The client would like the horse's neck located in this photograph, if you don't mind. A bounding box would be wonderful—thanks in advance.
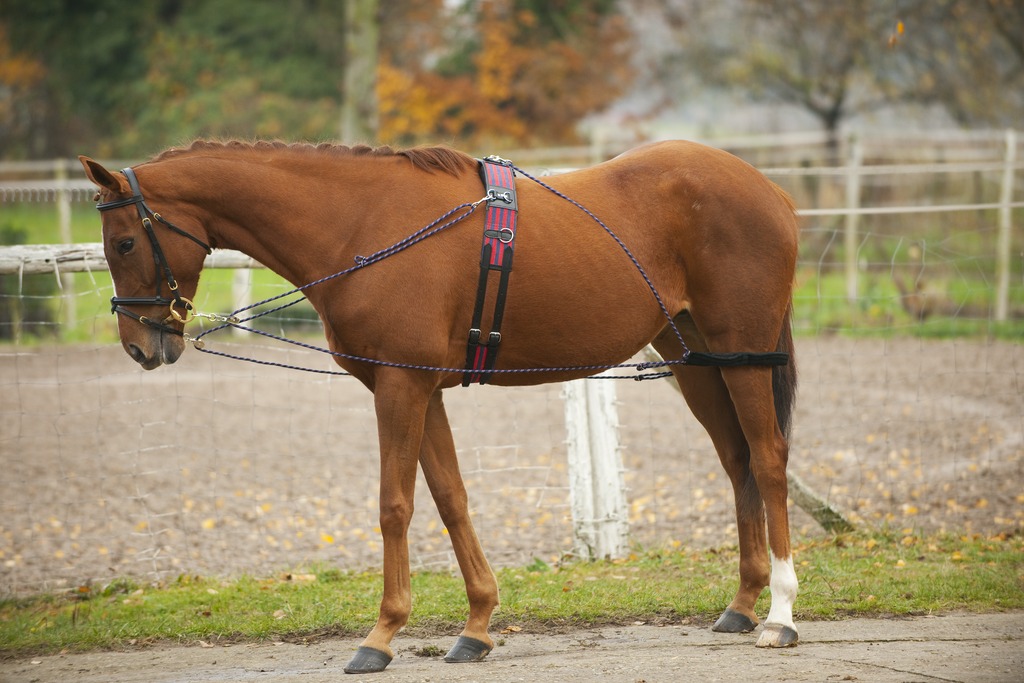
[179,156,371,288]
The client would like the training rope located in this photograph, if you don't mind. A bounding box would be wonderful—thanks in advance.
[185,162,785,380]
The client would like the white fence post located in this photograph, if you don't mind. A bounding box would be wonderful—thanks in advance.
[55,158,77,331]
[844,133,863,304]
[232,268,253,336]
[995,128,1017,323]
[563,377,629,560]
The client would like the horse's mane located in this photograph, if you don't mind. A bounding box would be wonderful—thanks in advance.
[150,139,477,176]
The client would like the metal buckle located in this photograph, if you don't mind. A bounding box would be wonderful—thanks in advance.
[483,155,513,167]
[168,297,196,324]
[487,189,514,204]
[483,228,515,244]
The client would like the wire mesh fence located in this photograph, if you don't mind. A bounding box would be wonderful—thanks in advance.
[1,131,1021,595]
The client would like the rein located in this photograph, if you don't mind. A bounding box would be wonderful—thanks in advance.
[98,160,788,380]
[97,168,212,336]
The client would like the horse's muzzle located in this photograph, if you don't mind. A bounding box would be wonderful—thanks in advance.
[124,331,184,370]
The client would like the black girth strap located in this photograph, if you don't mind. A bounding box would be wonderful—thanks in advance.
[463,156,518,385]
[685,351,789,367]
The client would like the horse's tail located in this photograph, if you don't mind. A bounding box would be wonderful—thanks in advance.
[770,180,798,440]
[772,302,798,440]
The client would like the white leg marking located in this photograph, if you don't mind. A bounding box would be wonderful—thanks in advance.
[756,553,799,647]
[765,553,798,628]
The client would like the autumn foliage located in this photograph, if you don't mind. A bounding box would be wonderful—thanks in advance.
[0,25,47,157]
[377,0,632,148]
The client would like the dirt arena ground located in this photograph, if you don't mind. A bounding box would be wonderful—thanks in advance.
[2,336,1021,595]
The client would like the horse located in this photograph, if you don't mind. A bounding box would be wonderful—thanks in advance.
[80,138,800,673]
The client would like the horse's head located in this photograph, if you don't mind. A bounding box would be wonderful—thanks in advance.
[79,157,212,370]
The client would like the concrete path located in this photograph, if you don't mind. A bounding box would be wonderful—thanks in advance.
[3,611,1022,682]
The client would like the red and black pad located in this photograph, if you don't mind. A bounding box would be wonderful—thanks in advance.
[463,157,518,386]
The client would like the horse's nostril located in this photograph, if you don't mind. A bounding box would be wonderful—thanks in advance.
[127,343,146,364]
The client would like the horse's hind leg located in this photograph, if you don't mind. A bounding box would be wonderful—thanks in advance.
[668,305,800,648]
[717,362,798,647]
[652,318,771,635]
[418,390,499,663]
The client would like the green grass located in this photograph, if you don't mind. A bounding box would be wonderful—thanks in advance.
[792,270,1024,340]
[1,203,100,245]
[2,531,1021,657]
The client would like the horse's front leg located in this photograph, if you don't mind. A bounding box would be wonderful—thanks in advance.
[418,390,499,663]
[344,372,431,674]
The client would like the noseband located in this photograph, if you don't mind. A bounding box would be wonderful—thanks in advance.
[95,168,212,336]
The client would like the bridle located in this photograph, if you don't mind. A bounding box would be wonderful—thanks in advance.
[95,168,212,336]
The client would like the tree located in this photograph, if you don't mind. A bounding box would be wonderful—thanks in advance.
[341,0,380,143]
[376,0,633,148]
[638,0,1023,158]
[710,0,928,159]
[122,0,347,155]
[0,0,348,158]
[2,0,634,158]
[901,0,1024,127]
[0,0,154,157]
[0,25,48,159]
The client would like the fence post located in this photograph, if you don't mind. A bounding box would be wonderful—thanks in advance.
[563,378,629,560]
[55,157,77,332]
[231,268,253,336]
[995,128,1016,323]
[589,125,607,166]
[340,0,379,142]
[844,134,863,303]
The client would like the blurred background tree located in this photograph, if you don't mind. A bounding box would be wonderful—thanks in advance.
[633,0,1023,158]
[0,0,153,158]
[0,0,629,157]
[0,24,48,158]
[377,0,631,147]
[0,0,1019,160]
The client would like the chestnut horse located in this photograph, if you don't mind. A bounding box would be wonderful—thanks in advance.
[80,139,800,673]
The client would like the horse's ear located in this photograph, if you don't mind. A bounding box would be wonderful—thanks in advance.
[79,156,128,194]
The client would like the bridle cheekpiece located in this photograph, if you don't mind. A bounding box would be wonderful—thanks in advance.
[96,167,212,336]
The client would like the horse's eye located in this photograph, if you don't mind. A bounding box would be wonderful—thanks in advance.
[116,238,135,255]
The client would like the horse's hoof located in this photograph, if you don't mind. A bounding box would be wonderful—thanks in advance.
[711,608,758,633]
[344,646,393,674]
[444,635,493,663]
[755,622,799,648]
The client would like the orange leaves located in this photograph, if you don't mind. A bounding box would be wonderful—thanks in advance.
[888,19,905,49]
[376,61,479,144]
[376,1,631,148]
[0,25,45,87]
[476,6,518,103]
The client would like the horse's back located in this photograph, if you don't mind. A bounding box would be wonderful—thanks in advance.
[518,139,798,297]
[591,139,795,225]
